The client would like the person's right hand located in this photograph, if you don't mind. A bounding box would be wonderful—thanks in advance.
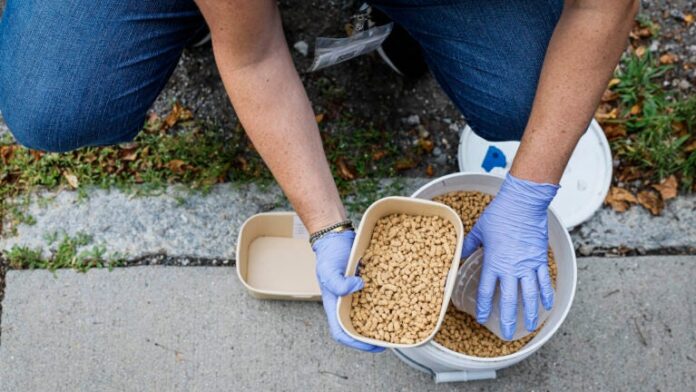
[312,230,385,353]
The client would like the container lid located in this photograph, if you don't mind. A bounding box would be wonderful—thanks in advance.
[457,119,612,228]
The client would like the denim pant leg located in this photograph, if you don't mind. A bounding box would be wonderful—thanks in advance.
[371,0,564,141]
[0,0,204,152]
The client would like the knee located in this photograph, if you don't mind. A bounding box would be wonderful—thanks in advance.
[2,99,99,153]
[1,93,141,153]
[466,87,534,143]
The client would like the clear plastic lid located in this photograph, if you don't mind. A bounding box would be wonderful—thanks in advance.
[451,249,553,341]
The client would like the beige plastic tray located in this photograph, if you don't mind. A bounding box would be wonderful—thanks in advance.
[236,212,321,301]
[336,196,464,348]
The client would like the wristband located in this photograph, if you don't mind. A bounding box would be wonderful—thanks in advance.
[309,220,353,246]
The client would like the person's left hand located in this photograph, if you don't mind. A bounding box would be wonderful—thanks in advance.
[461,173,559,340]
[313,231,385,352]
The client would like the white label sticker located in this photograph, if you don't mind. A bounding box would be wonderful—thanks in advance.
[292,215,309,239]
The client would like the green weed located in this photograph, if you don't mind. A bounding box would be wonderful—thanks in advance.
[6,232,122,273]
[609,52,696,190]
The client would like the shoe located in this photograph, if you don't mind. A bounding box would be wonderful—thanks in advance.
[370,6,428,79]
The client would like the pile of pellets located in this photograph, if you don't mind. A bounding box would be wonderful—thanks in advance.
[349,213,457,344]
[432,191,558,357]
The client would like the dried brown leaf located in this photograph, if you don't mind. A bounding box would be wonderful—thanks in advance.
[630,104,642,115]
[603,124,627,140]
[684,139,696,153]
[168,159,186,174]
[30,151,44,161]
[635,46,646,57]
[315,113,325,124]
[659,53,678,65]
[617,166,642,182]
[425,164,434,177]
[394,158,417,171]
[0,145,17,164]
[63,172,79,189]
[595,106,619,123]
[371,150,387,161]
[685,13,694,25]
[601,89,619,102]
[161,103,193,132]
[652,175,678,201]
[604,186,637,212]
[637,190,664,215]
[419,138,434,153]
[336,157,356,180]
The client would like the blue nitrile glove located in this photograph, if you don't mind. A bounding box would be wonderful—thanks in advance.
[312,230,385,353]
[461,173,559,340]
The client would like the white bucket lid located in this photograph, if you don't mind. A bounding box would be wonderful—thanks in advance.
[457,119,612,228]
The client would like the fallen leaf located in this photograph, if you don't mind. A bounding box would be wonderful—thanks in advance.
[371,150,387,161]
[394,158,417,171]
[636,27,653,38]
[236,156,249,172]
[672,121,688,136]
[168,159,186,174]
[601,89,619,102]
[134,172,144,184]
[607,78,621,88]
[0,145,16,164]
[595,106,619,123]
[336,157,356,180]
[603,124,627,140]
[161,103,193,132]
[63,172,79,189]
[630,104,642,115]
[30,150,44,161]
[635,46,646,57]
[652,175,678,201]
[617,166,642,182]
[685,13,694,25]
[144,112,161,132]
[315,113,325,124]
[659,53,678,65]
[604,186,637,212]
[425,164,434,177]
[419,138,434,153]
[637,190,664,215]
[684,139,696,153]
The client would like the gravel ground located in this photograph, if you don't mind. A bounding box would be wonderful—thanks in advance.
[152,0,696,175]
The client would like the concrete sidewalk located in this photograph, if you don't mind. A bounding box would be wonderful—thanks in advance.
[0,257,694,391]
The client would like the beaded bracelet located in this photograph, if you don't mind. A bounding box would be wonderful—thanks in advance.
[309,219,354,246]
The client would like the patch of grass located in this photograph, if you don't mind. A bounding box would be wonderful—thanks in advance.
[607,52,696,190]
[6,232,123,273]
[0,107,272,234]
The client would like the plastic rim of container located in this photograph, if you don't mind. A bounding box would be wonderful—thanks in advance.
[456,119,612,229]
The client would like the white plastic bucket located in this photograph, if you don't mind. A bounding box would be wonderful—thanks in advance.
[393,173,577,383]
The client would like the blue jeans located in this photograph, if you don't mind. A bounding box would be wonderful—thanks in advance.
[0,0,563,152]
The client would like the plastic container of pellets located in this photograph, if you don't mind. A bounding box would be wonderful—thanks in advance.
[390,172,577,383]
[336,196,464,348]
